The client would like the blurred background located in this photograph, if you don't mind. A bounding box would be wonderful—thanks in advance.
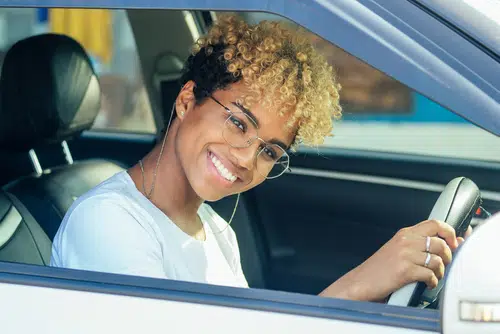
[0,8,497,161]
[0,8,156,133]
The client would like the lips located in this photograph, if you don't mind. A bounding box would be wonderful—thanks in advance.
[208,151,238,183]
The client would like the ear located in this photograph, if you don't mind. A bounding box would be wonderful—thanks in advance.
[175,80,196,120]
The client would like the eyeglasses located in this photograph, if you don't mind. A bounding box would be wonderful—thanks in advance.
[209,96,290,179]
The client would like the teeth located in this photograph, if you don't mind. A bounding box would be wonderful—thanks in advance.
[210,153,237,183]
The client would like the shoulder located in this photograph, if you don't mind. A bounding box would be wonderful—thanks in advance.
[67,191,135,223]
[63,171,151,228]
[57,195,143,245]
[54,176,160,251]
[51,184,163,275]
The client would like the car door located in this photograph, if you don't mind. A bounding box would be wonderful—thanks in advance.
[0,262,438,333]
[0,0,498,333]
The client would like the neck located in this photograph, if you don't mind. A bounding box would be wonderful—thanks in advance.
[128,120,204,228]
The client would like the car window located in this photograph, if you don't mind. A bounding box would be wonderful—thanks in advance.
[0,8,156,134]
[314,43,500,163]
[242,12,500,163]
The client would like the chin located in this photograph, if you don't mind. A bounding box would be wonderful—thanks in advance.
[195,186,232,202]
[189,175,233,202]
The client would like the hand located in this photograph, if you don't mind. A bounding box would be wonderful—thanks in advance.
[320,219,468,302]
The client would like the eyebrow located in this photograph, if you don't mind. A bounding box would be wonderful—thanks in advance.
[231,101,290,151]
[231,102,260,128]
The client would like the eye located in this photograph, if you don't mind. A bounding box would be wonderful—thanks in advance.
[229,115,247,133]
[261,145,277,160]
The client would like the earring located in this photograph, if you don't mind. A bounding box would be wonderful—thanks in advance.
[180,111,185,117]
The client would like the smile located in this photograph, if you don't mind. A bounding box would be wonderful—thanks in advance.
[209,151,237,183]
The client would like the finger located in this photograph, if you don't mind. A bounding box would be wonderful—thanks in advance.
[407,236,452,265]
[428,237,452,265]
[408,263,439,290]
[457,237,465,245]
[425,253,445,280]
[410,251,445,280]
[415,220,458,250]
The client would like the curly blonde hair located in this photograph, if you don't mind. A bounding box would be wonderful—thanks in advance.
[181,15,341,148]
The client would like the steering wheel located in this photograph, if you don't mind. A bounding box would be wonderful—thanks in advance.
[387,177,481,308]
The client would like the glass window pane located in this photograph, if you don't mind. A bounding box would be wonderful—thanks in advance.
[0,8,156,134]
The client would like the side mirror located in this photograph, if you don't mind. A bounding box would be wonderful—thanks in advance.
[441,213,500,333]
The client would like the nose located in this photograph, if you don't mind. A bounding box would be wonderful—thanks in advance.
[230,142,260,171]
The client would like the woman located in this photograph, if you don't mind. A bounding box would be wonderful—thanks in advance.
[51,15,470,302]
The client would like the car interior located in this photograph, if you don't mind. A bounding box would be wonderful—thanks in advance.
[0,9,499,307]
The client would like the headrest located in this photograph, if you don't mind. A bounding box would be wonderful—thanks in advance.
[153,52,184,122]
[0,34,101,151]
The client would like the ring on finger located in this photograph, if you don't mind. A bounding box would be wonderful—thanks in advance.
[424,252,432,267]
[425,236,431,253]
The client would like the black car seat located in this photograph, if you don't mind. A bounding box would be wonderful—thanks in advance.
[0,191,52,265]
[0,34,123,242]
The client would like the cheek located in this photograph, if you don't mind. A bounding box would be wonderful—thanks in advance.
[187,110,226,141]
[176,116,225,167]
[178,116,212,147]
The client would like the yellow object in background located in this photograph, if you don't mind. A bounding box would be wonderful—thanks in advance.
[49,8,113,64]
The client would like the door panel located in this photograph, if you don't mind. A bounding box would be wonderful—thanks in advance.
[0,262,438,334]
[251,149,500,295]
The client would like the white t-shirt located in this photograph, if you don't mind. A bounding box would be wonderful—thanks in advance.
[50,171,248,288]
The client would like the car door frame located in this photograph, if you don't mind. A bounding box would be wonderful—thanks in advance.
[0,0,498,331]
[0,262,439,333]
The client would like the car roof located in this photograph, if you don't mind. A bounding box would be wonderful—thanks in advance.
[415,0,500,57]
[2,0,499,136]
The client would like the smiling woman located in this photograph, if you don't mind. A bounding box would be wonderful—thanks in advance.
[50,14,342,287]
[50,14,469,304]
